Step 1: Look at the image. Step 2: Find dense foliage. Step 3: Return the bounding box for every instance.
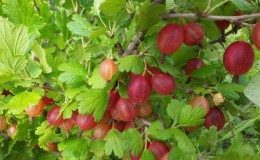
[0,0,260,160]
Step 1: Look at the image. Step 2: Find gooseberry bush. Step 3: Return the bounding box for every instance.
[0,0,260,160]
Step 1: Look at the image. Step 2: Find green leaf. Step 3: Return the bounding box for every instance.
[167,99,186,123]
[148,120,174,140]
[88,67,107,89]
[172,46,198,68]
[35,121,59,147]
[217,83,244,100]
[140,149,156,160]
[200,19,220,40]
[13,119,32,141]
[61,102,78,119]
[199,126,218,148]
[244,72,260,106]
[216,142,257,160]
[26,61,42,78]
[122,128,144,156]
[104,129,124,159]
[4,55,28,74]
[77,89,109,122]
[170,128,196,160]
[167,99,206,127]
[58,62,87,86]
[67,14,91,36]
[55,9,70,40]
[93,0,106,15]
[136,4,166,32]
[117,55,144,74]
[7,91,41,115]
[178,105,206,126]
[31,43,52,73]
[58,136,90,159]
[190,65,217,78]
[2,0,45,34]
[165,0,178,12]
[230,0,253,12]
[90,140,106,157]
[0,18,30,73]
[100,0,126,16]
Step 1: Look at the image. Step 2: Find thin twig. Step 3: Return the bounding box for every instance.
[114,42,124,55]
[209,26,242,44]
[162,13,260,23]
[122,32,144,57]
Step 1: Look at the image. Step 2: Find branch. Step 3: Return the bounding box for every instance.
[121,32,144,57]
[162,13,260,22]
[209,26,242,44]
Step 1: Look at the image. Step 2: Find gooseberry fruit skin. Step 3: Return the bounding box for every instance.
[47,106,64,126]
[59,118,75,131]
[136,103,153,118]
[42,96,55,106]
[7,124,17,138]
[215,20,230,31]
[252,21,260,49]
[128,75,152,104]
[190,96,210,114]
[183,22,205,46]
[107,89,120,112]
[93,123,111,140]
[151,73,176,95]
[223,41,254,75]
[76,114,96,131]
[185,58,204,76]
[0,117,7,131]
[161,152,169,160]
[204,107,225,131]
[25,99,45,118]
[156,23,184,54]
[99,59,118,81]
[148,141,169,160]
[115,98,136,122]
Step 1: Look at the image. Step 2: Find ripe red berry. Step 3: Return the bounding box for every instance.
[223,41,254,75]
[45,142,58,152]
[252,21,260,49]
[113,122,127,132]
[93,123,111,140]
[161,152,169,160]
[107,89,120,112]
[130,152,141,160]
[215,20,230,31]
[42,96,55,106]
[148,141,169,160]
[0,117,7,131]
[76,114,96,131]
[136,103,153,118]
[59,118,75,131]
[147,66,163,75]
[25,99,45,118]
[183,22,204,46]
[99,59,118,81]
[47,106,64,126]
[185,58,204,76]
[128,75,152,104]
[7,124,17,138]
[151,73,176,95]
[204,107,225,131]
[115,98,136,122]
[190,96,210,114]
[157,23,184,54]
[111,107,122,121]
